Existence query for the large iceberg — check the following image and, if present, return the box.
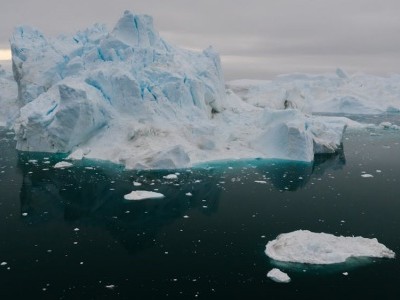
[265,230,395,265]
[6,11,356,169]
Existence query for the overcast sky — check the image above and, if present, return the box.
[2,0,400,79]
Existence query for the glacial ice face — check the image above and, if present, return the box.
[265,230,395,265]
[8,11,353,169]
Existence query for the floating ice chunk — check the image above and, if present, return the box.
[265,230,395,264]
[105,285,116,290]
[133,181,142,186]
[361,174,374,178]
[163,174,178,180]
[267,268,291,283]
[124,190,165,200]
[54,161,73,169]
[255,180,267,184]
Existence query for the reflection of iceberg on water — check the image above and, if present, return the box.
[17,153,222,254]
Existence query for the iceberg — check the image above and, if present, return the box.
[5,11,357,169]
[265,230,395,265]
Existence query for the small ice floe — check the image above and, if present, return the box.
[183,215,189,219]
[0,262,7,266]
[74,228,80,232]
[185,192,193,196]
[124,190,165,201]
[254,180,267,184]
[342,272,349,276]
[265,230,395,264]
[53,161,73,169]
[133,181,142,186]
[105,284,116,290]
[28,159,38,164]
[361,174,374,178]
[163,174,178,180]
[22,212,28,217]
[267,268,291,283]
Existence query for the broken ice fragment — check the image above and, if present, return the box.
[267,268,291,283]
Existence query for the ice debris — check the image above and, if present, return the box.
[163,174,178,180]
[267,268,291,283]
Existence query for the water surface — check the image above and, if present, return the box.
[0,122,399,299]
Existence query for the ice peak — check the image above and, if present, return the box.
[112,10,160,48]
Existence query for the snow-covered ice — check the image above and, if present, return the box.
[124,190,165,200]
[265,230,395,264]
[267,268,291,283]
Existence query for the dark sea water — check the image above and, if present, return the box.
[0,118,399,299]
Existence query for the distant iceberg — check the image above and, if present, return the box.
[265,230,395,265]
[227,70,400,115]
[2,11,371,169]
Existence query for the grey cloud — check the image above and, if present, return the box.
[1,0,400,79]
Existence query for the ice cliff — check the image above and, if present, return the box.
[6,11,356,169]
